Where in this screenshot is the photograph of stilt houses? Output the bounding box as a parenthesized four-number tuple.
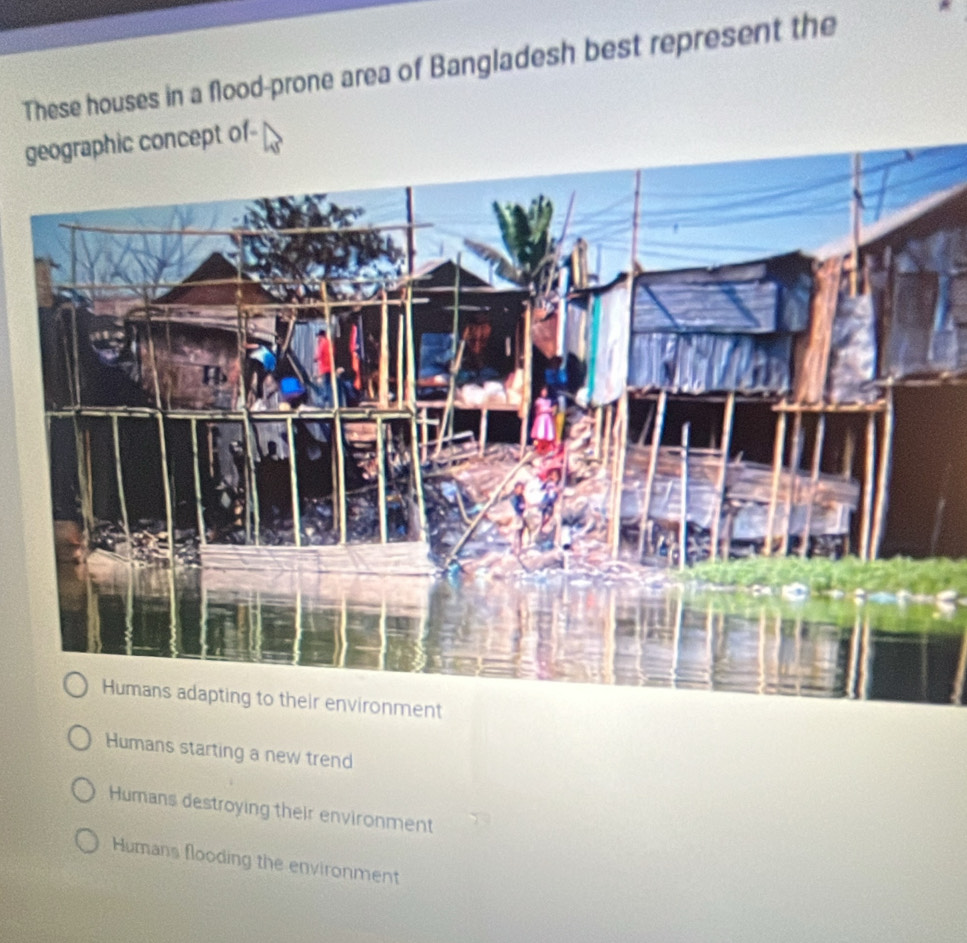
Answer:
(34, 146, 967, 703)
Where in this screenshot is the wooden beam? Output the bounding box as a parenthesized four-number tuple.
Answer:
(445, 451, 532, 565)
(519, 300, 532, 459)
(859, 411, 876, 561)
(285, 415, 301, 548)
(410, 412, 428, 544)
(155, 413, 175, 568)
(679, 422, 690, 570)
(763, 405, 787, 557)
(607, 392, 629, 558)
(189, 417, 205, 548)
(779, 411, 803, 557)
(376, 416, 388, 544)
(709, 391, 735, 561)
(322, 283, 347, 545)
(798, 412, 826, 558)
(378, 290, 389, 408)
(636, 388, 666, 559)
(870, 386, 895, 560)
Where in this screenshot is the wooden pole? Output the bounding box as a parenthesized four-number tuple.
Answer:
(405, 284, 417, 409)
(323, 283, 348, 544)
(232, 235, 253, 544)
(709, 391, 735, 561)
(859, 410, 877, 561)
(445, 451, 532, 565)
(519, 300, 532, 459)
(376, 416, 388, 544)
(285, 415, 301, 547)
(406, 186, 416, 278)
(780, 411, 803, 557)
(636, 389, 666, 559)
(155, 413, 176, 568)
(396, 309, 405, 405)
(409, 412, 428, 544)
(479, 408, 489, 457)
(798, 412, 827, 558)
(601, 402, 613, 470)
(592, 406, 603, 461)
(189, 417, 206, 548)
(378, 290, 389, 408)
(73, 418, 94, 544)
(448, 252, 462, 444)
(435, 339, 465, 458)
(850, 153, 863, 298)
(242, 413, 260, 545)
(607, 392, 629, 557)
(870, 386, 895, 560)
(764, 404, 787, 557)
(679, 422, 690, 570)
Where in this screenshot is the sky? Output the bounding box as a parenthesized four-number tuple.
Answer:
(31, 142, 967, 293)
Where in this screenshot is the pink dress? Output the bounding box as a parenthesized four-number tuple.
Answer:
(530, 396, 555, 444)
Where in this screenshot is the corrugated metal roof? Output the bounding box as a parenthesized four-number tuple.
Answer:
(815, 181, 967, 259)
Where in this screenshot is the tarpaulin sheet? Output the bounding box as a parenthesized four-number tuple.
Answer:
(588, 284, 630, 405)
(828, 294, 878, 403)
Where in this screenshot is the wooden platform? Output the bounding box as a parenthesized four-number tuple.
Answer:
(200, 540, 437, 577)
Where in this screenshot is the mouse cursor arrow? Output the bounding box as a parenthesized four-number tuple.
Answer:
(262, 121, 283, 155)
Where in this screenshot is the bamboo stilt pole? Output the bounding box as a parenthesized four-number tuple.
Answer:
(519, 300, 532, 459)
(396, 310, 405, 404)
(709, 391, 735, 561)
(189, 417, 205, 548)
(420, 407, 429, 463)
(376, 416, 388, 544)
(636, 389, 666, 559)
(243, 413, 260, 545)
(435, 340, 465, 459)
(155, 413, 175, 568)
(798, 412, 826, 558)
(409, 412, 428, 544)
(378, 290, 389, 409)
(840, 424, 855, 556)
(232, 236, 252, 544)
(448, 252, 462, 444)
(860, 411, 877, 561)
(405, 285, 417, 408)
(601, 402, 613, 470)
(870, 386, 895, 560)
(73, 418, 94, 542)
(764, 404, 787, 557)
(285, 415, 301, 547)
(320, 283, 347, 544)
(780, 411, 803, 557)
(679, 422, 690, 570)
(607, 393, 629, 557)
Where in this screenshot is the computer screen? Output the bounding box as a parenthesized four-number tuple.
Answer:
(1, 2, 966, 941)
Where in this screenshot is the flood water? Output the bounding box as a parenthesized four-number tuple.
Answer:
(59, 564, 967, 705)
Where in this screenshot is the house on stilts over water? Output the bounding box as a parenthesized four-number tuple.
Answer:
(40, 225, 436, 577)
(564, 250, 861, 564)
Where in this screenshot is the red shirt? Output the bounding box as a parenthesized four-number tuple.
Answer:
(315, 335, 333, 375)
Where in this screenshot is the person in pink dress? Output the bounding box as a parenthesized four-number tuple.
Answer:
(531, 387, 556, 454)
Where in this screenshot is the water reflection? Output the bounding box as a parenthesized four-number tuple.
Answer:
(59, 563, 967, 705)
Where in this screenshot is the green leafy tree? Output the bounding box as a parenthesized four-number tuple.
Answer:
(465, 196, 556, 292)
(242, 194, 403, 300)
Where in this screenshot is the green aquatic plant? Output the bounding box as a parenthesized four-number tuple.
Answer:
(681, 555, 967, 598)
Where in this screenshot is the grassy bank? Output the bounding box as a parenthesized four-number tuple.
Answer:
(680, 556, 967, 598)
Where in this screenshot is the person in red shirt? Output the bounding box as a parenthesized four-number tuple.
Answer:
(315, 328, 333, 380)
